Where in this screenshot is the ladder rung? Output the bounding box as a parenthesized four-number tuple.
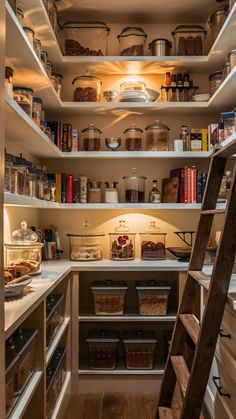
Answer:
(201, 209, 225, 215)
(189, 270, 211, 284)
(171, 356, 190, 397)
(179, 314, 200, 345)
(158, 407, 175, 419)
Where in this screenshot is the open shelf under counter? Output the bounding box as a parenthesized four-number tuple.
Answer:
(46, 317, 70, 365)
(8, 371, 43, 419)
(79, 310, 177, 322)
(6, 1, 61, 109)
(79, 358, 165, 375)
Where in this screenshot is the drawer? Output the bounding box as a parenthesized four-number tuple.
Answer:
(208, 354, 236, 418)
(218, 308, 236, 362)
(205, 385, 234, 419)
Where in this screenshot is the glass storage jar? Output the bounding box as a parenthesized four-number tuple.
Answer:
(209, 71, 223, 96)
(222, 62, 230, 79)
(88, 181, 102, 203)
(51, 72, 63, 98)
(67, 218, 105, 261)
(171, 25, 207, 55)
(33, 39, 41, 58)
(135, 280, 171, 315)
(37, 170, 47, 199)
(208, 8, 228, 43)
(145, 120, 170, 151)
(124, 124, 143, 151)
(91, 280, 128, 315)
(46, 60, 53, 79)
(82, 122, 102, 151)
(122, 330, 157, 369)
(105, 182, 119, 203)
(5, 221, 44, 274)
(117, 27, 147, 56)
(120, 81, 146, 93)
(16, 7, 24, 26)
(72, 72, 101, 101)
(61, 21, 110, 56)
(139, 221, 167, 260)
(25, 168, 37, 197)
(5, 152, 15, 192)
(11, 155, 31, 195)
(40, 50, 48, 69)
(123, 168, 146, 203)
(221, 112, 236, 139)
(32, 96, 43, 126)
(86, 330, 119, 369)
(23, 26, 34, 45)
(5, 66, 14, 97)
(13, 86, 33, 118)
(109, 220, 135, 260)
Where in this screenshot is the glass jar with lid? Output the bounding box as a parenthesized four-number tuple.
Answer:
(82, 122, 102, 151)
(23, 26, 35, 45)
(40, 50, 48, 69)
(67, 218, 105, 261)
(145, 120, 170, 151)
(139, 221, 167, 260)
(5, 152, 15, 192)
(13, 86, 34, 118)
(88, 181, 102, 203)
(120, 81, 146, 93)
(33, 39, 41, 59)
(105, 182, 119, 203)
(4, 221, 44, 274)
(117, 27, 147, 56)
(109, 220, 135, 260)
(46, 60, 53, 79)
(51, 72, 63, 98)
(25, 168, 37, 197)
(32, 96, 43, 126)
(36, 170, 47, 200)
(5, 66, 14, 98)
(11, 155, 31, 195)
(122, 168, 146, 203)
(61, 21, 110, 56)
(72, 72, 102, 101)
(209, 71, 223, 96)
(124, 124, 143, 151)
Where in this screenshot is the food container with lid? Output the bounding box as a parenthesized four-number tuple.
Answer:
(46, 60, 53, 79)
(91, 280, 128, 315)
(82, 122, 102, 151)
(145, 120, 170, 151)
(61, 21, 110, 56)
(5, 66, 14, 97)
(109, 220, 135, 260)
(149, 38, 172, 56)
(88, 181, 102, 203)
(11, 155, 31, 195)
(105, 182, 119, 203)
(67, 218, 105, 261)
(208, 8, 228, 43)
(16, 7, 24, 26)
(124, 124, 143, 151)
(172, 25, 207, 55)
(221, 111, 236, 139)
(5, 152, 15, 192)
(51, 72, 63, 98)
(13, 86, 33, 118)
(32, 96, 43, 127)
(25, 168, 37, 197)
(23, 26, 34, 45)
(86, 330, 119, 369)
(135, 280, 171, 316)
(40, 50, 48, 69)
(139, 221, 166, 260)
(117, 27, 147, 56)
(46, 294, 65, 348)
(4, 221, 44, 274)
(229, 49, 236, 71)
(122, 330, 157, 369)
(222, 62, 230, 79)
(209, 70, 223, 96)
(123, 168, 146, 203)
(5, 350, 19, 416)
(72, 72, 101, 102)
(46, 347, 66, 419)
(33, 39, 41, 58)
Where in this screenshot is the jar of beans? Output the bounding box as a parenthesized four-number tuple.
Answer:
(124, 123, 143, 151)
(72, 72, 101, 102)
(81, 122, 102, 151)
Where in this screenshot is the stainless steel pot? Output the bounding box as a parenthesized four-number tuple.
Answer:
(208, 8, 228, 30)
(148, 38, 172, 56)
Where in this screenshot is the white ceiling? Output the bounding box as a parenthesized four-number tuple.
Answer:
(56, 0, 228, 23)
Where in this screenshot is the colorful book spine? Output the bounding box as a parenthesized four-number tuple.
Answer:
(191, 166, 197, 203)
(66, 174, 73, 203)
(55, 173, 61, 203)
(184, 167, 188, 204)
(187, 167, 192, 203)
(61, 173, 67, 203)
(201, 128, 208, 151)
(62, 123, 68, 152)
(197, 170, 203, 203)
(67, 123, 72, 152)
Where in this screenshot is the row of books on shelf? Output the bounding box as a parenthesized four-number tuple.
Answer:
(170, 167, 207, 204)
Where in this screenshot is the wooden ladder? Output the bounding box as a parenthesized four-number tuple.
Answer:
(157, 138, 236, 419)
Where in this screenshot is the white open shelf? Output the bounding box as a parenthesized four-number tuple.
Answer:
(46, 317, 70, 365)
(8, 371, 42, 419)
(60, 150, 211, 159)
(79, 310, 177, 322)
(79, 358, 165, 375)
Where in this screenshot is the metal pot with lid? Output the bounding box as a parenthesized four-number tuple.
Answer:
(145, 120, 170, 151)
(148, 38, 172, 56)
(208, 7, 228, 42)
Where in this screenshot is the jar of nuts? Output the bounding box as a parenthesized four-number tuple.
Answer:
(72, 71, 102, 101)
(81, 122, 102, 151)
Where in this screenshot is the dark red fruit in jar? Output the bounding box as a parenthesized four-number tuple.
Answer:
(123, 235, 129, 240)
(118, 235, 127, 246)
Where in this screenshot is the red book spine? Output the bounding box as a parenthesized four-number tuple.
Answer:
(66, 174, 73, 203)
(184, 167, 188, 204)
(180, 168, 185, 203)
(191, 166, 197, 203)
(187, 167, 192, 203)
(67, 123, 72, 151)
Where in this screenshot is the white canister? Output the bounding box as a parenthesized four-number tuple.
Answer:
(174, 139, 184, 152)
(105, 182, 119, 203)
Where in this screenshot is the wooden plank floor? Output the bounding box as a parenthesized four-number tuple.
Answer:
(62, 392, 159, 419)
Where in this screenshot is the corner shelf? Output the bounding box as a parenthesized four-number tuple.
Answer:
(46, 317, 70, 365)
(79, 310, 177, 322)
(79, 358, 165, 375)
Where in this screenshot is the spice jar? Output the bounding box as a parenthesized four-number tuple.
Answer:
(139, 221, 166, 260)
(82, 122, 101, 151)
(32, 96, 43, 126)
(209, 71, 223, 96)
(72, 72, 101, 101)
(33, 39, 41, 58)
(5, 153, 15, 192)
(124, 124, 143, 151)
(46, 61, 53, 79)
(13, 86, 33, 118)
(5, 66, 14, 98)
(51, 72, 63, 98)
(123, 168, 146, 203)
(110, 220, 135, 260)
(117, 27, 147, 56)
(67, 218, 105, 261)
(16, 7, 24, 26)
(145, 120, 170, 151)
(105, 182, 119, 203)
(88, 181, 102, 203)
(23, 27, 35, 45)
